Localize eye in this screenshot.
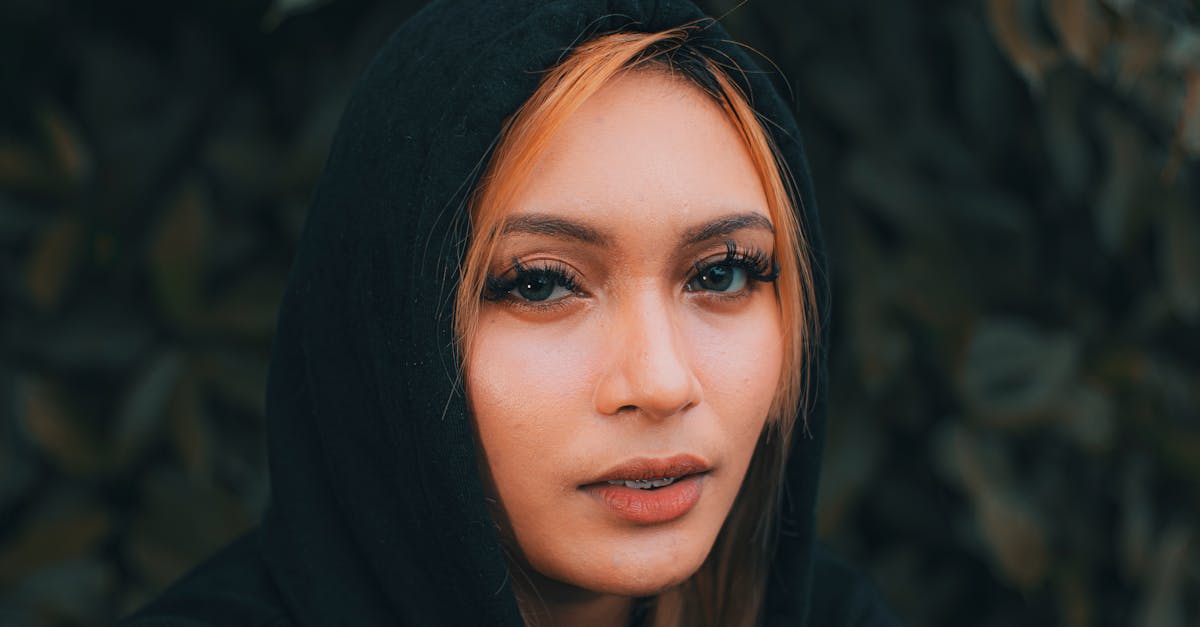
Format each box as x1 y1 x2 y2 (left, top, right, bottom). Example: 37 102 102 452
687 263 748 293
685 240 779 296
484 259 581 305
513 269 573 302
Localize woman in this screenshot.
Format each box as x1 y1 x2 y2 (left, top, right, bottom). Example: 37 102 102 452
122 1 900 626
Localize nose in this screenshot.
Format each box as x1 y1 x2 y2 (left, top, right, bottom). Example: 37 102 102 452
593 290 702 420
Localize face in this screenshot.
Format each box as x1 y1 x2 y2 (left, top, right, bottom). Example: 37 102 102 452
466 69 783 597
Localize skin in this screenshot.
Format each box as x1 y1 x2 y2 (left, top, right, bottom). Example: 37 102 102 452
466 69 784 627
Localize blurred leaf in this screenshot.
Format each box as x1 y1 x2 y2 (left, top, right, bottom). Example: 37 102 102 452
1049 0 1109 69
112 351 183 467
1167 69 1200 179
0 367 37 513
203 268 287 341
1134 522 1192 627
1120 455 1153 580
961 318 1081 424
148 178 211 326
0 195 45 245
1095 107 1146 254
1160 187 1200 320
935 423 1049 590
818 407 885 534
976 487 1050 590
197 349 269 417
24 216 82 311
37 102 92 187
169 369 211 482
0 494 111 587
1053 384 1116 453
125 471 251 586
4 307 154 372
801 58 885 138
1115 22 1165 87
987 0 1062 90
0 140 45 192
263 0 336 29
17 377 105 477
3 558 113 625
844 150 943 239
1043 79 1093 204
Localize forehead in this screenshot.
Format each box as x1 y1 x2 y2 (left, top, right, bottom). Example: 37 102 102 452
507 69 771 235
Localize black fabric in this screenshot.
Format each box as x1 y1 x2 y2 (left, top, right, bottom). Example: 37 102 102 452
121 1 902 625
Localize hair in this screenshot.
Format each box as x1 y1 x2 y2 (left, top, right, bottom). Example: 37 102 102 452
453 21 818 627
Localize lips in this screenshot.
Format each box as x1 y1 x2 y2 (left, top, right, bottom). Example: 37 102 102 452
580 454 711 525
584 454 711 484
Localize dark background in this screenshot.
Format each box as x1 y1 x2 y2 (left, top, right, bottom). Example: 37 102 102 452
1 0 1198 625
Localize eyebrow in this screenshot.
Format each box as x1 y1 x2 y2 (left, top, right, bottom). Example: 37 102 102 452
501 214 611 246
500 211 774 247
679 212 774 246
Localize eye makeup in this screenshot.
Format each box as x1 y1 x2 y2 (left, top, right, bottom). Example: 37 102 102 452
685 240 779 297
481 239 779 311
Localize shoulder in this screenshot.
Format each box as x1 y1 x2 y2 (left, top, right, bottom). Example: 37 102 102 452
806 543 905 627
118 528 293 627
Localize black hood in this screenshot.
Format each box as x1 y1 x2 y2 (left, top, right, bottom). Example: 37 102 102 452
259 1 835 625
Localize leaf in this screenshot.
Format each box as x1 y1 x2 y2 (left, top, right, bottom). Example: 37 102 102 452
1043 79 1093 204
112 351 183 467
0 140 45 191
196 349 269 417
169 369 211 481
0 493 111 586
1160 187 1200 320
125 471 251 586
1049 0 1109 69
933 423 1048 589
960 318 1081 424
24 216 82 311
1134 522 1192 627
262 0 337 30
976 486 1050 590
1165 69 1200 181
17 377 105 476
1054 384 1116 453
817 407 885 534
8 558 112 623
987 0 1062 91
6 306 154 372
1095 107 1145 254
37 102 92 187
1120 455 1153 580
843 150 942 239
148 178 211 326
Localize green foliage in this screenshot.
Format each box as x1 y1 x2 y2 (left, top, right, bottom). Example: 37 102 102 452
0 0 1196 625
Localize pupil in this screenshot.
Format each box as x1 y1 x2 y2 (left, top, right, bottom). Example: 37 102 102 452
518 274 554 301
703 266 732 291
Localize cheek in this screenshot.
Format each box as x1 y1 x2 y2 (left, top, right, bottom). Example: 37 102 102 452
466 311 596 497
687 297 783 442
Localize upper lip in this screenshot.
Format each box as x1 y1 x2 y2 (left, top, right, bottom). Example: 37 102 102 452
584 454 712 485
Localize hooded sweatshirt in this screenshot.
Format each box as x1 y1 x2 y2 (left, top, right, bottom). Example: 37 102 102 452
121 1 902 626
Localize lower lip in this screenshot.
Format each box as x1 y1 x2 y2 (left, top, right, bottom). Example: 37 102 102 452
581 474 706 525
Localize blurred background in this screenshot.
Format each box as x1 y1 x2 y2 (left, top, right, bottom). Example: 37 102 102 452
1 0 1197 625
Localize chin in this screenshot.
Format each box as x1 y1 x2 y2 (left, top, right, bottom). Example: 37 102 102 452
524 522 718 597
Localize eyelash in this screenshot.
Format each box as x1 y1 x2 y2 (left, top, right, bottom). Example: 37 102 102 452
689 240 780 297
482 240 780 311
483 258 582 312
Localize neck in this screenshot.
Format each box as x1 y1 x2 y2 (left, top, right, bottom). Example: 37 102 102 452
510 566 636 627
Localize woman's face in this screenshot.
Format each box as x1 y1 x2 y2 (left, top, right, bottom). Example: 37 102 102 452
467 69 783 596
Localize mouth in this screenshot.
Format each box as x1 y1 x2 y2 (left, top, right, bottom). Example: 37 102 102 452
583 453 712 487
580 454 712 524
